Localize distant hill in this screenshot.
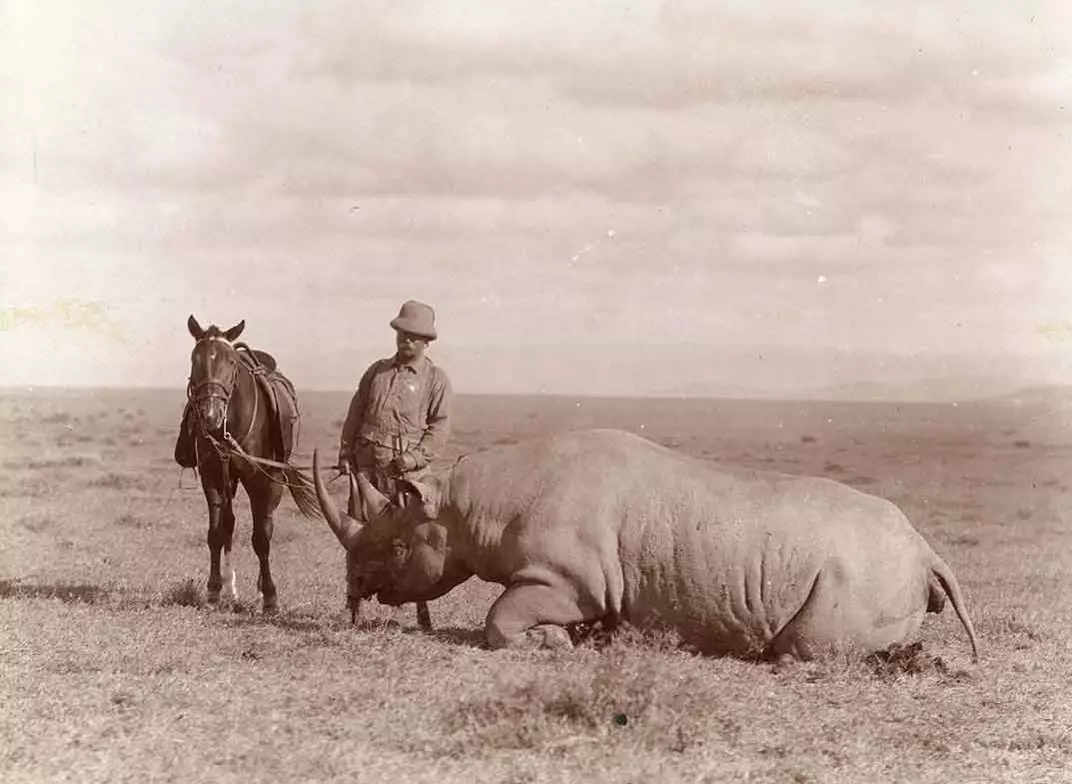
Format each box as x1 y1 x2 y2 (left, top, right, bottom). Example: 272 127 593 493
608 376 1063 404
789 376 1030 403
983 385 1072 408
971 384 1072 442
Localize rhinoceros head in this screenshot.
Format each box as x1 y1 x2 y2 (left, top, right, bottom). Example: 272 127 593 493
310 450 449 605
311 450 397 600
370 476 454 607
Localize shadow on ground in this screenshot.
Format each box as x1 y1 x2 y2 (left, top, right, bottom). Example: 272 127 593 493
417 625 487 649
0 578 110 603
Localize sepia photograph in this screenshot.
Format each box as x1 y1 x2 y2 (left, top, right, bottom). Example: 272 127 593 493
2 2 1070 782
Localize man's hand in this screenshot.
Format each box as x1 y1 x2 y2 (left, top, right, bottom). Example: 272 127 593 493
390 453 416 474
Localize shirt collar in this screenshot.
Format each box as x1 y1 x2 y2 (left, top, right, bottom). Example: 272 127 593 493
393 354 428 373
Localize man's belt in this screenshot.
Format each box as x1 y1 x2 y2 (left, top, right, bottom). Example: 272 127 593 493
356 430 419 451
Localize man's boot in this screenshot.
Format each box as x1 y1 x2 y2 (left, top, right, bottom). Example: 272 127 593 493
173 403 198 468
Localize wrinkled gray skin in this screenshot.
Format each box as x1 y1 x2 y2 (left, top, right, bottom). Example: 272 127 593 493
312 428 980 662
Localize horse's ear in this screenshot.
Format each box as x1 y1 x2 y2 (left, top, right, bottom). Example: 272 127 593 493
187 315 204 339
223 320 246 342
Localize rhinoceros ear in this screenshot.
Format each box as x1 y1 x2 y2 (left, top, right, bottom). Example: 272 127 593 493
400 478 440 518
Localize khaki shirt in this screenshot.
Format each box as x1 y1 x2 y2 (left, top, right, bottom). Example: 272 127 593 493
339 354 451 471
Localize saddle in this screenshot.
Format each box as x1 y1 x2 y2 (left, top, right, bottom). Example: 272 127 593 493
235 343 299 463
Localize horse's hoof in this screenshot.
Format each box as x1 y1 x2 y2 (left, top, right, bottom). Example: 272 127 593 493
262 596 278 615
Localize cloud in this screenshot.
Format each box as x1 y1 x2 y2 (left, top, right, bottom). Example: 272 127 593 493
12 0 1065 229
4 1 1071 393
296 1 1071 120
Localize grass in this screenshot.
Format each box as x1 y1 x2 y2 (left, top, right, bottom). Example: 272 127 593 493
161 578 202 607
115 512 150 529
3 453 103 470
87 471 149 491
1 388 1071 783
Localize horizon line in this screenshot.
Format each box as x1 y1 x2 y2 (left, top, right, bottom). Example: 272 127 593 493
0 382 1056 406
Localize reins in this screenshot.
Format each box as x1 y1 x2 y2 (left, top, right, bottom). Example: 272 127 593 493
209 431 340 479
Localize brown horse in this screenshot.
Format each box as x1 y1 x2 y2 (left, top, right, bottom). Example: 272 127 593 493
181 315 311 612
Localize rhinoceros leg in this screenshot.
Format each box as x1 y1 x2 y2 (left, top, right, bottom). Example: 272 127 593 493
485 583 586 650
766 563 926 662
416 601 432 630
764 569 832 662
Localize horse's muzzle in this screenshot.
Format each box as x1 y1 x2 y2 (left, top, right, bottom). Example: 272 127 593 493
197 398 227 433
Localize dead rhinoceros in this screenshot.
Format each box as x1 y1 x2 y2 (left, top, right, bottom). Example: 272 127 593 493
311 428 979 662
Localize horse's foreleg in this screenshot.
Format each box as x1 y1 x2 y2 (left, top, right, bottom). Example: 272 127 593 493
203 456 239 608
204 487 226 606
251 483 283 614
220 490 238 604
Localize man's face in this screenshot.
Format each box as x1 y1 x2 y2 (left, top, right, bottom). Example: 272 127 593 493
395 330 428 362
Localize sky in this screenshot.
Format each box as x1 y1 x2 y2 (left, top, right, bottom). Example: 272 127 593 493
3 1 1072 399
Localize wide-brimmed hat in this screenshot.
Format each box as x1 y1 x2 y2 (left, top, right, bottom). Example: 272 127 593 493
390 300 437 340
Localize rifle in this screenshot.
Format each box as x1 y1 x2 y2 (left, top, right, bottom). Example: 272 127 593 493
347 470 360 520
392 432 407 507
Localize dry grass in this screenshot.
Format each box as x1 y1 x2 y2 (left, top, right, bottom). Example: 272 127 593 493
1 387 1071 783
161 577 203 608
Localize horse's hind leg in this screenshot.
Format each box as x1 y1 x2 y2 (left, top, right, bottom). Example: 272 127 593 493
251 479 284 614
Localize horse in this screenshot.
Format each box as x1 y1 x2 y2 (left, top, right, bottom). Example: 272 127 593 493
181 315 317 612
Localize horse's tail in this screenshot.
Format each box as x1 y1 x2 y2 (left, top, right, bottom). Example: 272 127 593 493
282 465 322 520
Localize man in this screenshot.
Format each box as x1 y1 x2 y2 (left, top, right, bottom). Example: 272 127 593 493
338 300 452 511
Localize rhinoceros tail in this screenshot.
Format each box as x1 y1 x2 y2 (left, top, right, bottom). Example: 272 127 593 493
929 556 980 663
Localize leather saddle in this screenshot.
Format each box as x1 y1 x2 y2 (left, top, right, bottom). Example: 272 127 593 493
235 344 298 462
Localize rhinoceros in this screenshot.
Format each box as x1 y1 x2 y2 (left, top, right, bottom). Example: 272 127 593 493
311 428 979 662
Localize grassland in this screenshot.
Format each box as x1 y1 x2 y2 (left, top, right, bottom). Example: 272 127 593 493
1 387 1070 783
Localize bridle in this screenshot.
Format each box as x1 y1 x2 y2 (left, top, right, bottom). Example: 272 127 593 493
187 335 258 446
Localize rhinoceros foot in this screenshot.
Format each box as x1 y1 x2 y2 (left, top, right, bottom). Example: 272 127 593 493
486 622 574 650
484 583 586 650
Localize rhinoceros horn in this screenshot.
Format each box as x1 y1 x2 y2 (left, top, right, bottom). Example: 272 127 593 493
355 471 390 520
311 449 364 550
